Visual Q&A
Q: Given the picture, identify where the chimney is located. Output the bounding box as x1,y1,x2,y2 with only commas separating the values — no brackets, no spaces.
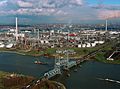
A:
16,17,18,41
105,19,108,32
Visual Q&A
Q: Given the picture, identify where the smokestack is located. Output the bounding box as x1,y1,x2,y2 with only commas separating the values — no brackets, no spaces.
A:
16,17,18,41
105,19,108,32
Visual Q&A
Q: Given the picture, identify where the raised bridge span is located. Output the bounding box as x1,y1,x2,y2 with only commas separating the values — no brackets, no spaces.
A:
44,58,77,79
42,48,101,80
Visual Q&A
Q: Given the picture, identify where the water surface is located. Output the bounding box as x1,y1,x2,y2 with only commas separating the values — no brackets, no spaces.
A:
0,52,120,89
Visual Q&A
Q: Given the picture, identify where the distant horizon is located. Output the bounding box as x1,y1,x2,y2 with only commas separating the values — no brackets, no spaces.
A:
0,19,120,26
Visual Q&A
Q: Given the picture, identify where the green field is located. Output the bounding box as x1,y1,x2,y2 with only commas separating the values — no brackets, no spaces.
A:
94,39,120,64
95,51,120,64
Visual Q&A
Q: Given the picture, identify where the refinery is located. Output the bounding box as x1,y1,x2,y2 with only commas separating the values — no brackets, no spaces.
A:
0,18,120,50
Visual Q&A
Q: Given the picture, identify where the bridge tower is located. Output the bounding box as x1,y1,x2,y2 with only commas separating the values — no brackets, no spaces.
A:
44,54,61,79
54,55,61,69
64,50,70,69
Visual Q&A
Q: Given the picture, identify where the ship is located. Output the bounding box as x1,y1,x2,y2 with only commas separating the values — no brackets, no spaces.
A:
34,60,43,64
97,78,120,84
34,59,48,65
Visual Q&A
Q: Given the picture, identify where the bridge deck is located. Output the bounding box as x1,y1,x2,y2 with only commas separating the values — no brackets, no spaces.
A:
44,68,61,79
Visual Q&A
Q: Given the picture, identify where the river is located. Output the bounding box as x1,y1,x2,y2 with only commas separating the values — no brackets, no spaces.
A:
0,52,54,77
0,52,120,89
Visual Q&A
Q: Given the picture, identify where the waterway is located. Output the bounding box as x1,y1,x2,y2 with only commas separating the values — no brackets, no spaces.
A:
0,52,54,77
0,52,120,89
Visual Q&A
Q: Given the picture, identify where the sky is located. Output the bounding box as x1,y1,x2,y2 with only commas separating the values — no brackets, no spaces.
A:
0,0,120,24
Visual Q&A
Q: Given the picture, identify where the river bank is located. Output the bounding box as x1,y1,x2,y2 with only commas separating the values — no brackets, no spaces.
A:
0,38,119,64
95,51,120,64
0,43,107,59
31,80,66,89
94,40,120,64
0,71,66,89
0,71,35,89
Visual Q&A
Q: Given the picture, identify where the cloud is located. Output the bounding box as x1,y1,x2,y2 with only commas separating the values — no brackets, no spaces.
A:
88,0,120,20
0,0,7,6
91,5,120,10
0,0,120,23
55,10,68,15
70,0,83,6
0,0,85,16
89,0,120,10
17,0,33,8
98,10,120,19
0,8,57,16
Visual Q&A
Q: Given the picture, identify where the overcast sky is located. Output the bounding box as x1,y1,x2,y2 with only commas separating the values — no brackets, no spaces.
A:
0,0,120,24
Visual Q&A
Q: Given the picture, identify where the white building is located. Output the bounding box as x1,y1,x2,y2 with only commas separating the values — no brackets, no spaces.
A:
0,44,5,48
78,44,82,48
6,43,13,48
91,43,96,47
86,43,91,47
82,44,86,48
